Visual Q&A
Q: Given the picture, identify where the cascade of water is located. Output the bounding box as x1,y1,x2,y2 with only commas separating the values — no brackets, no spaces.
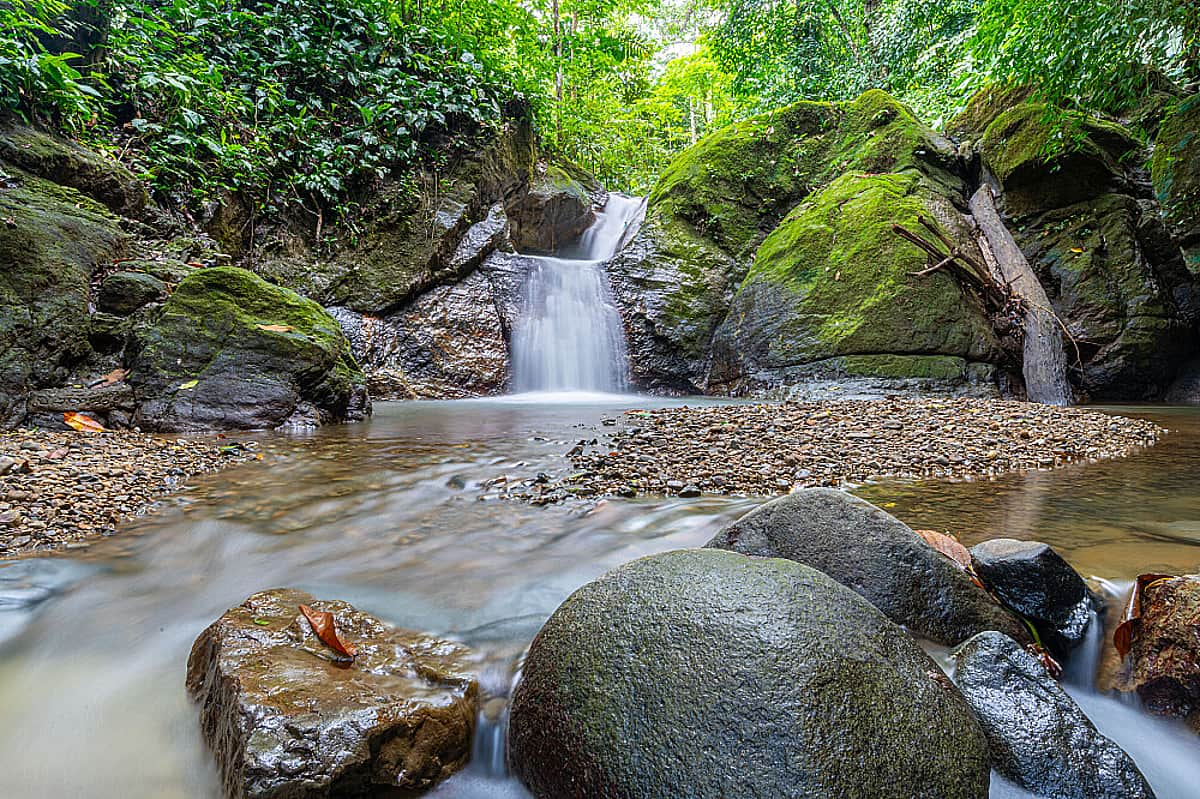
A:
509,194,644,395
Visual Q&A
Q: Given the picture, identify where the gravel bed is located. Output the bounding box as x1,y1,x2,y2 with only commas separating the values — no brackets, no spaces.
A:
494,398,1164,503
0,429,258,556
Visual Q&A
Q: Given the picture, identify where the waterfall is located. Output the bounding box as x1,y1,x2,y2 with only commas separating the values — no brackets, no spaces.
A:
509,194,644,395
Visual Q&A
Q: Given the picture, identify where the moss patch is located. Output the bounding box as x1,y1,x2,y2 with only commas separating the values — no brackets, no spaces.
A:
1149,93,1200,271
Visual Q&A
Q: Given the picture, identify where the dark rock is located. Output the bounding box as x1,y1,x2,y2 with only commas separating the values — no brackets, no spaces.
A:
27,384,134,413
0,167,125,428
509,548,989,799
97,270,167,315
970,538,1095,657
1167,358,1200,404
1150,93,1200,273
186,588,477,799
1123,575,1200,723
706,489,1029,645
508,161,600,253
952,631,1156,799
447,202,511,272
130,266,369,431
0,126,149,217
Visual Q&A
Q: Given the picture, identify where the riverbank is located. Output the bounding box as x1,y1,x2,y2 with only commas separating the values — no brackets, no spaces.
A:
513,398,1165,501
0,429,259,556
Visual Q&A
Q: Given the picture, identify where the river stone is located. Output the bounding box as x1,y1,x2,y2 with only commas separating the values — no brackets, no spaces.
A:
1124,575,1200,723
706,489,1028,646
952,632,1156,799
97,270,167,315
186,588,477,799
970,538,1095,657
508,548,990,799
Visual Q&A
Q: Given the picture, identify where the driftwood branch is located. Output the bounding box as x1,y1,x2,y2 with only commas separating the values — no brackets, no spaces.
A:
890,221,1008,310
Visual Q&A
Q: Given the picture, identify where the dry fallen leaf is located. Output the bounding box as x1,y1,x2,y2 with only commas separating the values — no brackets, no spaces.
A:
914,529,987,590
1114,573,1173,658
63,412,106,433
256,324,295,333
1070,247,1084,253
98,368,128,387
299,604,357,660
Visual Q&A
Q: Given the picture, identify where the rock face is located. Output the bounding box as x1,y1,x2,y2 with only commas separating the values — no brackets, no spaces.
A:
508,161,600,253
706,489,1028,645
0,166,125,427
97,270,168,316
952,631,1156,799
957,93,1198,400
1122,575,1200,724
131,266,368,431
970,538,1095,657
509,548,990,799
1150,94,1200,274
186,588,477,799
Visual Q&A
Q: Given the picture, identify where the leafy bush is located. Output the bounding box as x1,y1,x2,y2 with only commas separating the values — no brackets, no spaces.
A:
0,0,100,128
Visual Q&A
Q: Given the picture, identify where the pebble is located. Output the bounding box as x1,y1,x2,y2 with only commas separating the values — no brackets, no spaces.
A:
0,429,258,556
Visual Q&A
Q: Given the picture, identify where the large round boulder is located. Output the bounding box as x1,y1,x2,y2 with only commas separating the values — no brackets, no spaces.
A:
952,631,1156,799
707,488,1029,646
508,548,990,799
130,266,369,431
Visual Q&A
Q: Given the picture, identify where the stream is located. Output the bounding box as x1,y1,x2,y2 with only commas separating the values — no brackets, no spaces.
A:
1,398,1198,797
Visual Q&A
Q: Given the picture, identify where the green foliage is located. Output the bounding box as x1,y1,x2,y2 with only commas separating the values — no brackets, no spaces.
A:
0,0,100,128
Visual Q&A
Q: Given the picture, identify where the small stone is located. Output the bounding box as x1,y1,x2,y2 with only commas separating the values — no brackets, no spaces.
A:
679,485,701,498
666,480,684,491
9,535,32,547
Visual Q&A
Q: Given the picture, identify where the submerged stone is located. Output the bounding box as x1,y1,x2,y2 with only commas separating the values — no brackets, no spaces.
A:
952,631,1156,799
509,548,990,799
186,588,477,799
707,488,1029,646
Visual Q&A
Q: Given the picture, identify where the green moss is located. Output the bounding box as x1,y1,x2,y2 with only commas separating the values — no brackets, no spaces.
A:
946,85,1034,139
840,354,968,380
647,90,954,260
722,172,999,370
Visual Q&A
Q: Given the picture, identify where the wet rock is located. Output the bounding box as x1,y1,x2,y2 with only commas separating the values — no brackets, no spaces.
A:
187,588,477,799
1167,358,1200,404
970,538,1095,657
707,489,1029,646
509,548,989,799
952,631,1156,799
97,270,167,316
131,266,369,431
1149,93,1200,272
508,161,599,253
1124,575,1200,723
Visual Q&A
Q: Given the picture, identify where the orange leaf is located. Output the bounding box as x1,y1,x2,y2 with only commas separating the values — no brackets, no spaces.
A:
1027,643,1063,678
298,604,357,660
63,412,106,433
256,324,295,333
915,529,973,571
1113,572,1173,658
99,368,128,387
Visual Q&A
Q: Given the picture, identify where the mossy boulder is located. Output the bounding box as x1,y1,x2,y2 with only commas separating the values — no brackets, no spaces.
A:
979,103,1140,217
707,172,1002,393
0,126,148,217
1150,93,1200,273
509,548,990,799
508,160,601,253
130,266,368,431
97,270,167,316
1017,193,1196,398
610,89,966,392
947,84,1035,140
0,169,125,426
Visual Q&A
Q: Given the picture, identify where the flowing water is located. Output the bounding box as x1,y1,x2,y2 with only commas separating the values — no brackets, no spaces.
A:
509,194,644,394
0,400,1198,797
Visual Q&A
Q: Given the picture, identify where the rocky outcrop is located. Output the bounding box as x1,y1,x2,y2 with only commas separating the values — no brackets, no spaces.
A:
970,538,1095,658
952,631,1156,799
130,266,368,431
509,548,990,799
706,489,1029,646
1150,94,1200,274
507,161,601,253
187,588,477,799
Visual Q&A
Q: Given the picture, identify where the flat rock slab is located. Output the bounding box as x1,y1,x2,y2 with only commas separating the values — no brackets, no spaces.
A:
186,589,477,799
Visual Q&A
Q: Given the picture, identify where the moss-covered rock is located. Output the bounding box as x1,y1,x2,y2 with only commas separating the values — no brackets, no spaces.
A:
0,126,148,217
0,169,125,426
130,266,368,430
509,548,990,799
1017,193,1196,398
979,103,1140,217
707,172,1002,393
508,160,600,253
1150,93,1200,273
947,84,1035,140
97,270,167,316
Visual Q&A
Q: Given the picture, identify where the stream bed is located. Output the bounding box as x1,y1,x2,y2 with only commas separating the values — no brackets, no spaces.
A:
1,398,1198,797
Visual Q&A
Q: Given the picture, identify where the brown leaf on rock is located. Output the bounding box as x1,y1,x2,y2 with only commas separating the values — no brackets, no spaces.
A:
1114,573,1173,658
63,412,106,433
98,368,128,387
914,529,986,590
257,324,295,333
1027,642,1063,678
299,604,357,660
